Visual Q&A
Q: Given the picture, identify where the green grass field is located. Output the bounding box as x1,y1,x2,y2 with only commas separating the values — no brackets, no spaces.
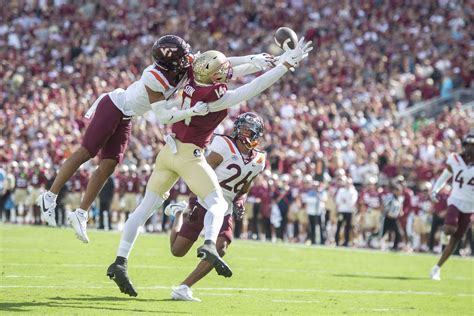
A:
0,225,472,315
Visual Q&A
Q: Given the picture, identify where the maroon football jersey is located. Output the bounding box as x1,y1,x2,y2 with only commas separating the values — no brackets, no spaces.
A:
30,170,47,188
121,175,140,193
172,69,228,148
358,188,382,210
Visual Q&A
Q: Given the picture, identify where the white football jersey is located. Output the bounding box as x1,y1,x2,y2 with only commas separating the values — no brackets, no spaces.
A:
446,153,474,213
108,64,177,116
198,135,266,216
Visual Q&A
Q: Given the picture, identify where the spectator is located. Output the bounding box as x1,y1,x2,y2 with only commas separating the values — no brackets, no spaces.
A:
304,180,328,245
98,176,115,231
380,184,405,251
335,176,358,247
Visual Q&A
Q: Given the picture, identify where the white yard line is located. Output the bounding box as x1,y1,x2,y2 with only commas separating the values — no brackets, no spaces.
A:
0,284,472,298
272,299,320,303
2,263,470,281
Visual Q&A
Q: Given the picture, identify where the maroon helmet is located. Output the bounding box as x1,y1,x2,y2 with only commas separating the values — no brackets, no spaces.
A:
152,35,191,83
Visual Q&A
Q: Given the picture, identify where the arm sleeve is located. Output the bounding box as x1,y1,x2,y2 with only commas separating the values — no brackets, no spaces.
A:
208,64,288,112
432,169,453,194
232,64,262,80
208,136,229,158
150,100,192,125
227,55,254,67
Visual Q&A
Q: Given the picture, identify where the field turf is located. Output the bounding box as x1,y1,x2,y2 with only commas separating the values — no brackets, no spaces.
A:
0,224,472,315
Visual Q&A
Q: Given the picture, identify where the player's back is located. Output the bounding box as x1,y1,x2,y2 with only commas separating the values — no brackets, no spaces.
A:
447,153,474,203
108,65,176,117
172,70,228,149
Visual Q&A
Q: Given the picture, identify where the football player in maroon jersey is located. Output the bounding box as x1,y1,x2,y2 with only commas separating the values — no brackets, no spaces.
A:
107,39,313,297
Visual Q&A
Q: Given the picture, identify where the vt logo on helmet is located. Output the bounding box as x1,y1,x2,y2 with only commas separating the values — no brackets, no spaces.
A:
152,35,191,84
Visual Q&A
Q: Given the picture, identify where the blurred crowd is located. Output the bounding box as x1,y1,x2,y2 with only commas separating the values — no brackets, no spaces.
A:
1,0,473,254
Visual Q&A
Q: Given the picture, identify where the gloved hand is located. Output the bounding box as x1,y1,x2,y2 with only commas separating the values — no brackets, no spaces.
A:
233,199,245,220
187,101,209,116
277,37,313,69
249,53,276,70
431,191,439,203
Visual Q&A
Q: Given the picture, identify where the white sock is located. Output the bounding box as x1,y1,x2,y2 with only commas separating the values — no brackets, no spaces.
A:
203,190,227,242
45,191,57,202
117,190,163,259
76,208,88,217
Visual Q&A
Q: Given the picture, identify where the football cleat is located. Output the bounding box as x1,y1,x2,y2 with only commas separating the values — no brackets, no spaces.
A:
67,210,89,243
37,193,57,227
430,265,441,281
107,259,138,297
164,201,189,217
197,240,233,278
171,284,201,302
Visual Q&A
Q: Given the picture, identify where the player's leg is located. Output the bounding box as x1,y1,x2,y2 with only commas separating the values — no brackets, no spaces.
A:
168,199,199,257
177,146,231,277
69,116,131,242
431,206,471,280
108,146,178,296
172,216,232,301
39,95,122,226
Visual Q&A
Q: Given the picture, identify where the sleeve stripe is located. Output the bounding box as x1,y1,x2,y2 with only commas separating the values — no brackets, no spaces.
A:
256,154,264,164
148,70,170,90
453,154,460,164
222,137,236,154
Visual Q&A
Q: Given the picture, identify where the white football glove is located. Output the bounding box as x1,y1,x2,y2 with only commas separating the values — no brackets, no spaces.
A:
277,37,313,69
249,53,276,70
431,191,439,203
188,101,209,116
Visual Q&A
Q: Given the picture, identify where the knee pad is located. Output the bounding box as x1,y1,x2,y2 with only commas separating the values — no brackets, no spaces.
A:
203,190,228,215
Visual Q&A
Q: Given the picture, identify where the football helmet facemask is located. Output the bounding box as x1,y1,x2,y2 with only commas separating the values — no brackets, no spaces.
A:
232,112,264,149
193,50,232,85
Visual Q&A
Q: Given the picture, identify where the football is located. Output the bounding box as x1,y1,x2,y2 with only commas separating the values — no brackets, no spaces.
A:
274,26,298,50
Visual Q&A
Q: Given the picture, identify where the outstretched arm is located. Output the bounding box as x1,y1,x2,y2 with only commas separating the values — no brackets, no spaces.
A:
208,63,290,112
208,38,313,112
151,99,208,124
229,53,276,79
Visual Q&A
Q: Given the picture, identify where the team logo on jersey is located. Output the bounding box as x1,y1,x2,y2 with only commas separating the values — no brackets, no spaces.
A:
232,155,238,161
193,149,202,157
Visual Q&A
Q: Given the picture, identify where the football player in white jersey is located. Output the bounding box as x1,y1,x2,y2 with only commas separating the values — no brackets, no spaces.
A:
164,113,266,301
36,35,276,242
430,132,474,280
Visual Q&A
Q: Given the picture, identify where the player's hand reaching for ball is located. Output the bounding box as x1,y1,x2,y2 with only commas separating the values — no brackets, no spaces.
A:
278,37,313,70
250,53,276,70
189,102,209,116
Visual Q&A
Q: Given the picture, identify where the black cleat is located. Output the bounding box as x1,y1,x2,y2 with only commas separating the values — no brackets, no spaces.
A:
197,240,233,278
106,257,138,297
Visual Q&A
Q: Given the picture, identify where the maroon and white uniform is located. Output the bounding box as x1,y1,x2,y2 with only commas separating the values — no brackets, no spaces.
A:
172,69,228,148
439,153,474,238
82,65,177,163
30,170,48,188
179,135,266,243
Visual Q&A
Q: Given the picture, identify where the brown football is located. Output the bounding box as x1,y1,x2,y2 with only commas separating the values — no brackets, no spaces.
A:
274,27,298,50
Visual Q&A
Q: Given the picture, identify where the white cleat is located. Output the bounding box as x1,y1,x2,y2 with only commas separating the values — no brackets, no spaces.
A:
430,265,441,281
171,285,201,302
67,210,90,243
164,201,189,217
37,193,57,227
